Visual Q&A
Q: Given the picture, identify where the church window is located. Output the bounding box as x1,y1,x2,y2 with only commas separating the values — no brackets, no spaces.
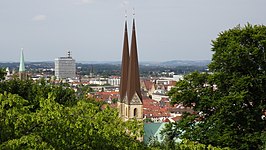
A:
134,108,137,117
126,107,128,117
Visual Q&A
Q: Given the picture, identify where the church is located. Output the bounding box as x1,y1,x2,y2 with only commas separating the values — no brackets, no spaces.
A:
117,17,143,121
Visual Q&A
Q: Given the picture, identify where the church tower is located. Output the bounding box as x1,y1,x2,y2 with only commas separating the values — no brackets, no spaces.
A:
118,17,143,121
19,48,27,80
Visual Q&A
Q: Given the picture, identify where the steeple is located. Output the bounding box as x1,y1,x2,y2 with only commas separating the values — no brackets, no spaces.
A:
119,19,130,102
118,14,143,121
90,65,94,78
19,48,25,72
19,48,27,80
126,18,142,104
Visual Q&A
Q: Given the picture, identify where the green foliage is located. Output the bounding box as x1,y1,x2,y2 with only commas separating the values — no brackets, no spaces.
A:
144,118,153,123
0,92,145,149
76,84,93,100
0,79,146,149
149,139,230,150
0,68,6,81
0,92,32,143
175,140,230,150
0,79,77,109
167,24,266,150
261,131,266,149
1,134,54,150
111,98,118,104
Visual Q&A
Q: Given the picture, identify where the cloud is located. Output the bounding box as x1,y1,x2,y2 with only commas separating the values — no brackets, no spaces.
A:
76,0,94,5
32,15,47,21
121,0,129,8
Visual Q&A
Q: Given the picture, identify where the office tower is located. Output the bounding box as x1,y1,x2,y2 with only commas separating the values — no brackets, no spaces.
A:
55,51,76,79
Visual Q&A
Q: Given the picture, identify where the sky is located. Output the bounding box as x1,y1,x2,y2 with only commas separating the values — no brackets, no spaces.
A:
0,0,266,62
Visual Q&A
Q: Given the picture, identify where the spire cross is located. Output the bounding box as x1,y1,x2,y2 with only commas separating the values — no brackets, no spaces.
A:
125,10,127,19
133,8,135,17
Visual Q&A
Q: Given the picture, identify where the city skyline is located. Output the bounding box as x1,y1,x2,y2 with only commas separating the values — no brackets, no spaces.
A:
1,0,266,62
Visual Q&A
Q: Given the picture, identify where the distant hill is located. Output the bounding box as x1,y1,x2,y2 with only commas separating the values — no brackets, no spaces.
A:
77,60,210,67
0,60,211,68
77,61,121,65
158,60,211,67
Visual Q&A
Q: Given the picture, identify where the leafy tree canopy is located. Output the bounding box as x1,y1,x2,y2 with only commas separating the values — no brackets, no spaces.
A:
0,68,6,81
0,92,145,149
166,24,266,150
0,79,77,109
0,79,145,149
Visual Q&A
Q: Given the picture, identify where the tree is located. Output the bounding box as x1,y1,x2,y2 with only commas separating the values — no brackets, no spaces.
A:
149,139,230,150
76,84,93,100
0,92,145,149
0,79,78,109
0,68,6,81
166,24,266,149
0,78,146,149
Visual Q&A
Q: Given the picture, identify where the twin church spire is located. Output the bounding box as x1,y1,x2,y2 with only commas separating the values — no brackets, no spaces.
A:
120,18,142,104
119,16,143,121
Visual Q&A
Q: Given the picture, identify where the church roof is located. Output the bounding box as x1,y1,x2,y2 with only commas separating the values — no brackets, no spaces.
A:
144,123,167,144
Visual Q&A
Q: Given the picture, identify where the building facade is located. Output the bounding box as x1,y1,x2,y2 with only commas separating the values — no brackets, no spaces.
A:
55,51,76,79
118,18,143,121
107,76,120,86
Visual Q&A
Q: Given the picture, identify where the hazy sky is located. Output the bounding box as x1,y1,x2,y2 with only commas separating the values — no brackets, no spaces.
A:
1,0,266,62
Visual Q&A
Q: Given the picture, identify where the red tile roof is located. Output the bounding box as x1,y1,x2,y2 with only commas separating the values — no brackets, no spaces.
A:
143,97,171,118
92,92,119,101
143,80,155,91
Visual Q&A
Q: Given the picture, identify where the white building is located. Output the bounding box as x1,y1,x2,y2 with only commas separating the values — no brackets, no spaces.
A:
107,76,120,86
89,78,108,85
173,75,183,81
55,51,76,79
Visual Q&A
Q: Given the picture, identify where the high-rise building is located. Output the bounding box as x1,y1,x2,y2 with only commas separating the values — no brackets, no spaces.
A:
19,48,27,80
55,51,76,79
118,18,143,121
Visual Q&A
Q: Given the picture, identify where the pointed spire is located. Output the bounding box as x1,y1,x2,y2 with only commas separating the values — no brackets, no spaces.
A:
19,48,25,72
119,19,130,102
126,18,142,103
90,65,94,78
91,65,94,73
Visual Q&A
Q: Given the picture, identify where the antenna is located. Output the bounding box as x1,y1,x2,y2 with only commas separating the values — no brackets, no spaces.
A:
67,50,71,58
